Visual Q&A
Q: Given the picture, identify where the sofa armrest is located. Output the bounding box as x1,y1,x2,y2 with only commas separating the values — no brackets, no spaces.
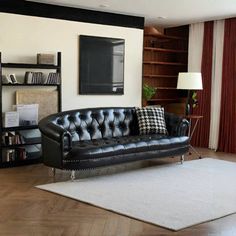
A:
176,119,189,136
164,112,189,137
39,120,72,151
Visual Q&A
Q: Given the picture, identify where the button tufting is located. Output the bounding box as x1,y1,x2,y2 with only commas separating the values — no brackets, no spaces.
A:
68,116,74,122
109,122,114,129
76,128,82,134
79,114,84,120
57,119,63,125
119,122,126,128
87,126,94,133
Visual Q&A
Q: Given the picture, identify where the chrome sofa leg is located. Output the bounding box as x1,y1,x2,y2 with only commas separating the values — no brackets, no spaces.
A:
180,155,184,164
51,168,56,176
70,170,75,181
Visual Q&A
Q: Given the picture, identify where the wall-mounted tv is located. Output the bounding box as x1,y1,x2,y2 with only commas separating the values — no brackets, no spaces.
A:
79,35,125,95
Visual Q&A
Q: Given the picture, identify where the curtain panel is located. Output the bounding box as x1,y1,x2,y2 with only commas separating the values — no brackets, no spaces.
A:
209,20,224,150
218,18,236,153
191,21,214,148
188,23,204,72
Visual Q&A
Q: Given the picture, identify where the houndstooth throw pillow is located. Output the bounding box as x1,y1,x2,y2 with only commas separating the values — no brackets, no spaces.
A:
135,107,168,135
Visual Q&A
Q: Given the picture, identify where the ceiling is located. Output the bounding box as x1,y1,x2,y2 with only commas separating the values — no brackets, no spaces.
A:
28,0,236,27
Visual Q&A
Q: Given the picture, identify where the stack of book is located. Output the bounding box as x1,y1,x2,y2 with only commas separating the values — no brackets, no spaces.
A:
18,129,41,143
45,72,60,84
2,149,16,162
2,132,22,145
2,129,41,146
25,72,44,84
24,72,60,84
25,145,41,159
2,144,41,162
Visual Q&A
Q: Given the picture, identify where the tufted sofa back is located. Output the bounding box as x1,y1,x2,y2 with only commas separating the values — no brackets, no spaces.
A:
45,107,139,142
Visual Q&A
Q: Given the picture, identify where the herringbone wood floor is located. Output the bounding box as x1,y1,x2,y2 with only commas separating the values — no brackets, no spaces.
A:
0,148,236,236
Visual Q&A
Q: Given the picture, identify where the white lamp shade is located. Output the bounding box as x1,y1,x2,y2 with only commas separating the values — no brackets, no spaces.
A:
177,72,203,90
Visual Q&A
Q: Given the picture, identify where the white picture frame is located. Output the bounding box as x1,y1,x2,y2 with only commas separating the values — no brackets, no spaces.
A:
6,74,18,84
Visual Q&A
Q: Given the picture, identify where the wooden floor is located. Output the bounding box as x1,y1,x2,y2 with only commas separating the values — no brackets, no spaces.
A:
0,148,236,236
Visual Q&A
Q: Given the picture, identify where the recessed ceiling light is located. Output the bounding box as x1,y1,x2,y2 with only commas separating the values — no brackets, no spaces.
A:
157,16,167,20
99,4,109,8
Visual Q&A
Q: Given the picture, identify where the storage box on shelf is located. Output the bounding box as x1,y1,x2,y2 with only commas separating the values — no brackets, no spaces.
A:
142,25,189,113
0,52,62,168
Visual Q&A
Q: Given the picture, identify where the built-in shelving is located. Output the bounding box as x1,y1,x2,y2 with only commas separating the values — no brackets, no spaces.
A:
143,74,178,78
142,26,189,109
148,98,183,102
143,61,187,66
156,87,177,90
144,33,187,41
144,47,188,54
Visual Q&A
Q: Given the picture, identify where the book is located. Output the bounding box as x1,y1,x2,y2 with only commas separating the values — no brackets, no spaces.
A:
25,72,44,84
25,145,41,159
3,111,19,127
19,129,41,143
14,104,39,126
37,54,55,65
45,72,60,84
2,132,23,146
17,147,26,160
3,149,15,162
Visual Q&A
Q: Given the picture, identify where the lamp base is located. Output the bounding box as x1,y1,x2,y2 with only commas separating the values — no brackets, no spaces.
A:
186,103,190,116
185,90,191,116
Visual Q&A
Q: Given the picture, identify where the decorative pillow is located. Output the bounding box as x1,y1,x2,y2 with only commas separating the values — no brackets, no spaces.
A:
135,107,168,135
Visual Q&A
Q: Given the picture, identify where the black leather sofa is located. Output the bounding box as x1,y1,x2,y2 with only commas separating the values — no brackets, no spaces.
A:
39,107,189,179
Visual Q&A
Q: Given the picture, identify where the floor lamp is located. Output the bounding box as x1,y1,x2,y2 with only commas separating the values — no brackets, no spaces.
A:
177,72,203,116
177,72,203,158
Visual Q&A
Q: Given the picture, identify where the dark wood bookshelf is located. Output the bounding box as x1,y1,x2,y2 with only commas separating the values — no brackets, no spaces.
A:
143,25,189,109
143,74,178,78
144,33,187,41
143,61,187,66
156,87,177,90
148,98,180,102
144,47,188,54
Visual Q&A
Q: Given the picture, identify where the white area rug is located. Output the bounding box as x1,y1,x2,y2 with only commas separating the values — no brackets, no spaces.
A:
36,158,236,231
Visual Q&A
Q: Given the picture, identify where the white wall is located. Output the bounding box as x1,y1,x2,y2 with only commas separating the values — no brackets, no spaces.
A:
0,13,143,112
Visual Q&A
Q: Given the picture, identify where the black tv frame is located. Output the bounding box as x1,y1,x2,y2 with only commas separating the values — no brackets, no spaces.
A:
79,35,125,95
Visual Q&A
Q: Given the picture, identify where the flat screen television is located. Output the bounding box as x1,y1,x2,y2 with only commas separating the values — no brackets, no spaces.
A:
79,35,125,95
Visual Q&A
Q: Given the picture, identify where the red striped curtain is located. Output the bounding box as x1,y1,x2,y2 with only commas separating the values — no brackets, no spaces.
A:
191,21,214,147
218,18,236,153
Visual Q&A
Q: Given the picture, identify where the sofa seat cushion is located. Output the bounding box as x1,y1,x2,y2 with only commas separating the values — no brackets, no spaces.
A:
65,135,189,161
